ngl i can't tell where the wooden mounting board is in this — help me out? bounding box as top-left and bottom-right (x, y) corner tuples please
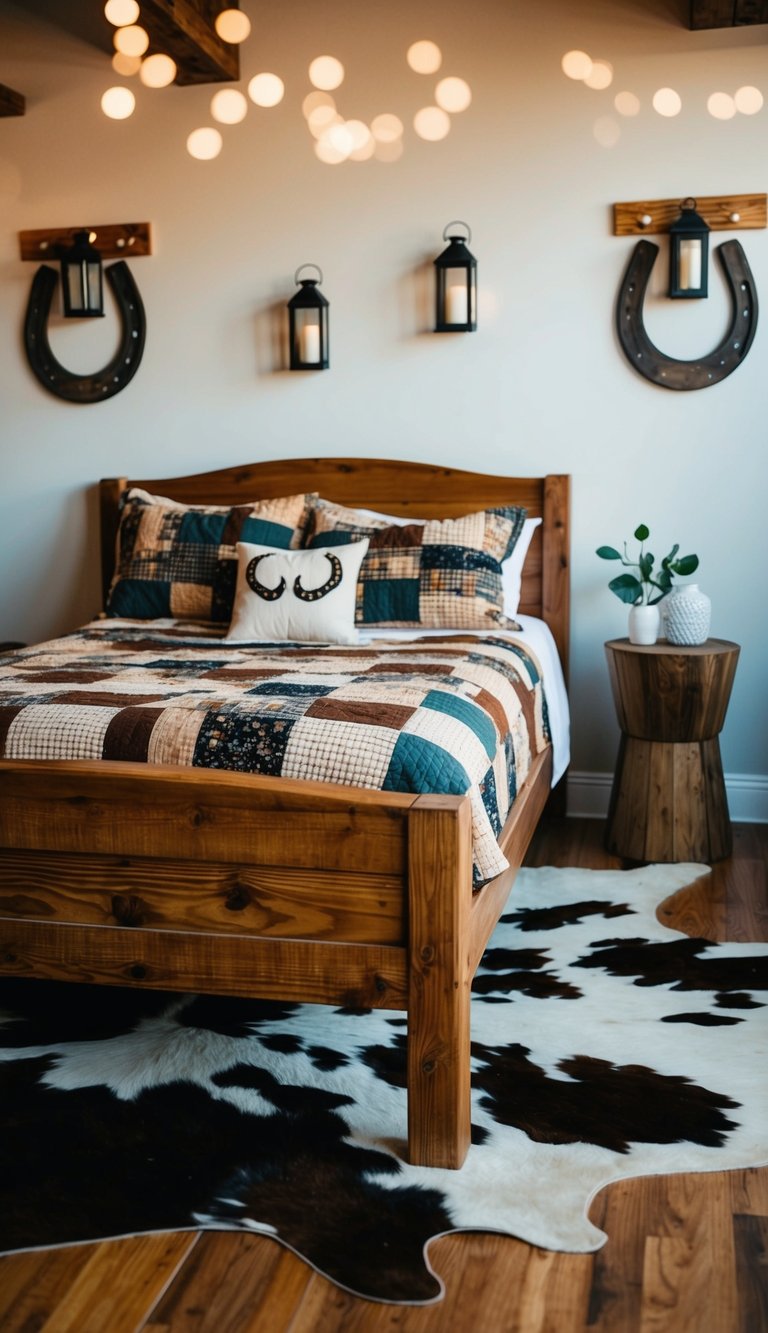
(613, 193), (767, 237)
(19, 222), (152, 262)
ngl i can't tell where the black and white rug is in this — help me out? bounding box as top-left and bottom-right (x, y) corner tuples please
(1, 862), (766, 1304)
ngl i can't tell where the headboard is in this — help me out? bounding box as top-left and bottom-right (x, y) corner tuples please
(99, 458), (570, 680)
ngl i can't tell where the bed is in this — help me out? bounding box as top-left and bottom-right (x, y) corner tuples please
(0, 458), (569, 1169)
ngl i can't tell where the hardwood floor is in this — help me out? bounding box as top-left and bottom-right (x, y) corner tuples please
(1, 819), (766, 1332)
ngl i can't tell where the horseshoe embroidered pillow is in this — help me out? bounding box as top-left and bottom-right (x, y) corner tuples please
(226, 539), (370, 644)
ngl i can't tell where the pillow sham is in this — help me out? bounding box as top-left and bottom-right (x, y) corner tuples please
(348, 507), (542, 618)
(226, 539), (369, 644)
(501, 515), (542, 617)
(307, 499), (526, 629)
(106, 488), (316, 622)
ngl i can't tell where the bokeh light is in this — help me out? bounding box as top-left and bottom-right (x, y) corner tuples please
(187, 127), (223, 160)
(214, 9), (251, 43)
(309, 56), (344, 91)
(307, 104), (339, 138)
(707, 91), (736, 120)
(247, 73), (285, 106)
(734, 85), (763, 114)
(435, 76), (472, 113)
(139, 53), (177, 87)
(652, 87), (682, 117)
(561, 50), (593, 80)
(407, 40), (442, 74)
(371, 112), (403, 142)
(101, 85), (136, 119)
(413, 106), (451, 140)
(302, 90), (334, 119)
(614, 90), (640, 116)
(112, 52), (141, 76)
(315, 134), (348, 165)
(350, 128), (375, 161)
(584, 60), (613, 90)
(113, 24), (149, 56)
(104, 0), (140, 26)
(211, 88), (248, 123)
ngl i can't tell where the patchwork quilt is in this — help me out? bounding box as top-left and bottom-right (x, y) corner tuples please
(0, 621), (551, 884)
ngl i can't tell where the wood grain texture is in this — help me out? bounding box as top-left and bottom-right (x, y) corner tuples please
(0, 847), (405, 944)
(604, 641), (739, 863)
(138, 0), (239, 84)
(0, 918), (408, 1008)
(0, 81), (25, 116)
(689, 0), (768, 27)
(407, 795), (473, 1168)
(614, 193), (767, 235)
(19, 223), (152, 263)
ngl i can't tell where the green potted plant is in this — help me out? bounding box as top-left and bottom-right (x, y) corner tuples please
(597, 524), (699, 644)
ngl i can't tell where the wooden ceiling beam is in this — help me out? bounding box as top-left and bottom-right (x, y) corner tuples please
(0, 81), (25, 116)
(689, 0), (768, 27)
(138, 0), (240, 85)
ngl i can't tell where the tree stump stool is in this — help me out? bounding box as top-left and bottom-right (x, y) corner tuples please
(604, 638), (740, 863)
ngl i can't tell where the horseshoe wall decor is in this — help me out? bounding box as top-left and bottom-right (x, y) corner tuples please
(616, 238), (758, 390)
(23, 260), (146, 404)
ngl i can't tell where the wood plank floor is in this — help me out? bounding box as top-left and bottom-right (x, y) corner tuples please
(1, 819), (766, 1332)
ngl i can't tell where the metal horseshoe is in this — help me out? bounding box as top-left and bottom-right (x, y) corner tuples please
(616, 238), (758, 390)
(293, 553), (343, 602)
(23, 260), (146, 404)
(245, 555), (287, 601)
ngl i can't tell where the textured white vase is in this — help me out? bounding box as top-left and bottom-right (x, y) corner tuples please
(628, 603), (660, 645)
(663, 584), (711, 645)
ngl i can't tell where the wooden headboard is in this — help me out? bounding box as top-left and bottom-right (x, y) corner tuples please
(99, 458), (570, 681)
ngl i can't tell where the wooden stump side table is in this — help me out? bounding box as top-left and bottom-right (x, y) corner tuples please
(604, 638), (740, 863)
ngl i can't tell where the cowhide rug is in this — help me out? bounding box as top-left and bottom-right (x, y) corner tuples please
(1, 862), (766, 1304)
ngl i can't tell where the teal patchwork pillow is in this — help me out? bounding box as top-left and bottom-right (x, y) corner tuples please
(107, 488), (317, 622)
(307, 500), (526, 629)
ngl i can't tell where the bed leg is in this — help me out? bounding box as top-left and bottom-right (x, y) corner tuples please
(406, 796), (473, 1169)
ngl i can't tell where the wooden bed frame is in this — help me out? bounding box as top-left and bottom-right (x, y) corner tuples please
(0, 459), (569, 1170)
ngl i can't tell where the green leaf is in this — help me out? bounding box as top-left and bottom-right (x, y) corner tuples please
(672, 554), (699, 576)
(634, 524), (650, 541)
(639, 552), (654, 582)
(609, 573), (643, 604)
(656, 569), (672, 591)
(596, 545), (622, 560)
(662, 544), (679, 566)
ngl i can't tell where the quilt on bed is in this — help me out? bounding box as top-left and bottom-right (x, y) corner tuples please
(0, 621), (550, 884)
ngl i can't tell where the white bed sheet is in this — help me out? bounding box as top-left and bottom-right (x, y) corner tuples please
(360, 615), (570, 786)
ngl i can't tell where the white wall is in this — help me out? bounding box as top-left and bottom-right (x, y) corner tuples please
(0, 0), (766, 804)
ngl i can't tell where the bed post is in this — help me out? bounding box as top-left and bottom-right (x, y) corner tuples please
(99, 477), (128, 610)
(407, 794), (473, 1169)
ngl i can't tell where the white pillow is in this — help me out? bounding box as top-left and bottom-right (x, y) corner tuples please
(501, 516), (542, 617)
(226, 539), (369, 644)
(343, 508), (541, 619)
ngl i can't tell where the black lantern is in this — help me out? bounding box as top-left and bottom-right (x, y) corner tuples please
(434, 221), (477, 332)
(60, 229), (104, 318)
(288, 264), (329, 370)
(668, 199), (710, 299)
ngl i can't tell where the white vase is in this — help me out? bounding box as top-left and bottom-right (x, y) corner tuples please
(628, 603), (660, 645)
(663, 584), (711, 645)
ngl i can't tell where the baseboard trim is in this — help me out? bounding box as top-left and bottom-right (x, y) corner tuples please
(567, 771), (768, 824)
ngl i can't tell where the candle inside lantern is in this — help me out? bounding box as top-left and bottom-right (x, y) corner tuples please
(299, 322), (321, 363)
(678, 238), (701, 290)
(446, 284), (468, 325)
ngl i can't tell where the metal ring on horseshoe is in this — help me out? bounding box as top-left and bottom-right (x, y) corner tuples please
(23, 261), (146, 404)
(616, 238), (758, 390)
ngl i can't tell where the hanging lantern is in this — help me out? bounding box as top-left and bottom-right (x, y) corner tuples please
(668, 199), (710, 299)
(434, 220), (477, 332)
(288, 264), (329, 369)
(60, 230), (104, 318)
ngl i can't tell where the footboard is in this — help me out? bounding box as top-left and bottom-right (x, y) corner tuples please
(0, 748), (551, 1167)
